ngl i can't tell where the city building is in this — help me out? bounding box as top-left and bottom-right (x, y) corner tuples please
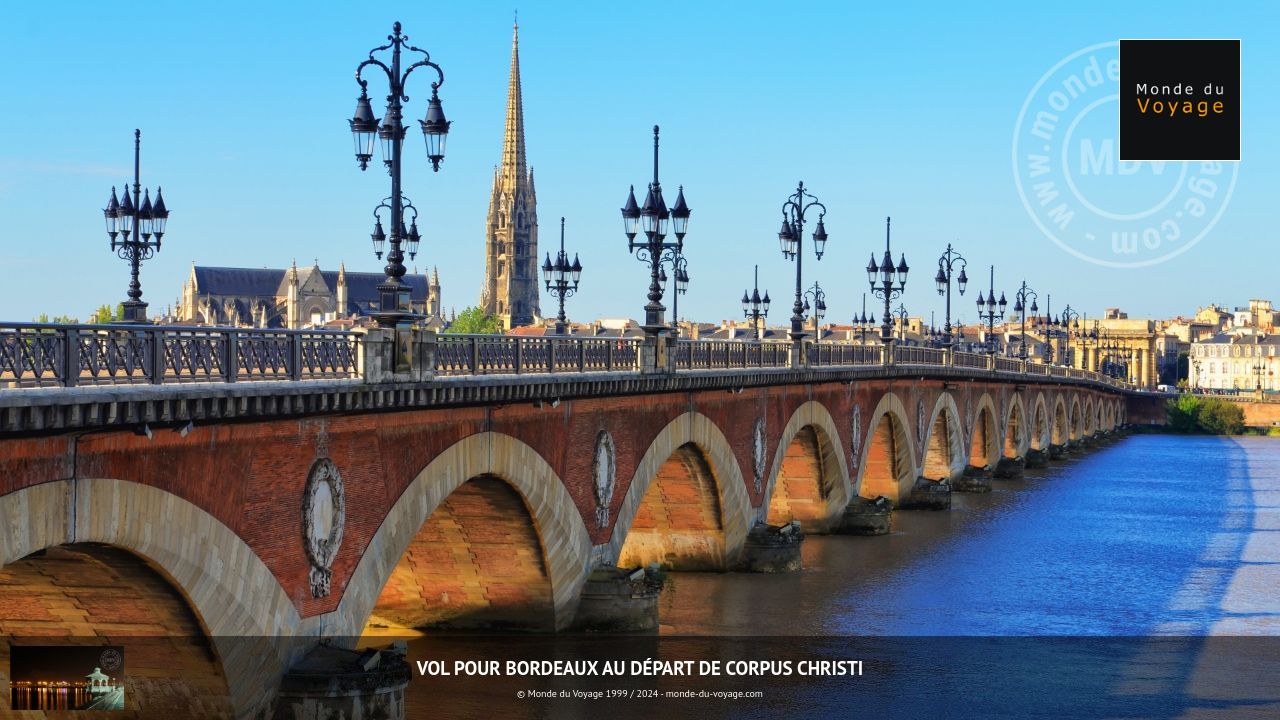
(480, 22), (540, 330)
(177, 262), (442, 329)
(1189, 331), (1280, 391)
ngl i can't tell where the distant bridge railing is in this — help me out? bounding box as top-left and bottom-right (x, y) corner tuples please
(0, 323), (1133, 391)
(0, 323), (358, 387)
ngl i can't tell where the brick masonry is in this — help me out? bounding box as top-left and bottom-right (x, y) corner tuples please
(0, 379), (1129, 636)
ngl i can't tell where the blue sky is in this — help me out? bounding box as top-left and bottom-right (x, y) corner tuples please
(0, 1), (1274, 324)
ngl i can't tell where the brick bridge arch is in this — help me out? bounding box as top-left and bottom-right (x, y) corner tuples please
(856, 392), (918, 504)
(968, 393), (1000, 470)
(921, 393), (966, 482)
(1004, 393), (1030, 458)
(608, 412), (754, 571)
(1031, 393), (1050, 451)
(1070, 396), (1084, 441)
(333, 432), (592, 635)
(0, 479), (296, 719)
(763, 400), (852, 533)
(1052, 396), (1070, 445)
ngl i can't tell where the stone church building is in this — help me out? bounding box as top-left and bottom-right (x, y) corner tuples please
(178, 262), (442, 329)
(480, 22), (541, 330)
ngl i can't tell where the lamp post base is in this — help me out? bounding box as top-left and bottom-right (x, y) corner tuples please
(118, 301), (148, 324)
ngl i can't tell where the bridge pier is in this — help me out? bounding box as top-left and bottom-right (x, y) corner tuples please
(1025, 448), (1049, 468)
(835, 496), (893, 535)
(993, 455), (1026, 479)
(955, 465), (992, 493)
(1047, 444), (1067, 460)
(572, 566), (663, 633)
(738, 522), (804, 573)
(900, 477), (952, 510)
(272, 643), (410, 720)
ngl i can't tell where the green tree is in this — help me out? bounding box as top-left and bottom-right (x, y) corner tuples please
(1166, 394), (1202, 433)
(443, 306), (504, 334)
(1198, 398), (1244, 435)
(32, 313), (79, 324)
(88, 303), (124, 324)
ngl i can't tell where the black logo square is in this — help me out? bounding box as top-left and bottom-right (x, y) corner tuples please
(1119, 39), (1240, 161)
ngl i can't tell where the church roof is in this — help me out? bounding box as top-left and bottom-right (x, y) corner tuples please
(193, 267), (285, 297)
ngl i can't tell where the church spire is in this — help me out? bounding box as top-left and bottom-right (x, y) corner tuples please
(500, 21), (526, 188)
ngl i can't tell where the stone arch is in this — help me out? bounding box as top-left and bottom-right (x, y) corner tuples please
(337, 432), (592, 636)
(1003, 394), (1029, 458)
(856, 392), (919, 504)
(0, 479), (294, 718)
(1084, 397), (1097, 435)
(610, 412), (753, 571)
(1052, 395), (1069, 445)
(1031, 393), (1050, 450)
(921, 393), (966, 482)
(1070, 396), (1084, 441)
(763, 401), (853, 533)
(968, 393), (1000, 470)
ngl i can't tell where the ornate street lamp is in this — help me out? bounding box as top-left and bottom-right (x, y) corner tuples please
(803, 281), (827, 346)
(893, 303), (909, 342)
(622, 126), (690, 347)
(854, 293), (876, 344)
(543, 217), (582, 335)
(349, 21), (449, 328)
(778, 182), (828, 353)
(103, 130), (170, 324)
(741, 264), (770, 339)
(934, 243), (968, 347)
(1011, 280), (1039, 360)
(974, 265), (1006, 355)
(867, 216), (907, 343)
(1059, 304), (1082, 366)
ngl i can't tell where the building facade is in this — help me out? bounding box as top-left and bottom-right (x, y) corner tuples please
(480, 22), (540, 330)
(1189, 332), (1280, 391)
(178, 262), (442, 329)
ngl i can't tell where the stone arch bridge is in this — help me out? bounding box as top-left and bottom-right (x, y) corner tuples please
(0, 325), (1163, 718)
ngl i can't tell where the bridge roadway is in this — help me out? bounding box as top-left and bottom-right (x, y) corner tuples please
(0, 324), (1163, 718)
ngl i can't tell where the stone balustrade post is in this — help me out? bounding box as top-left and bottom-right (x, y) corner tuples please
(360, 327), (437, 383)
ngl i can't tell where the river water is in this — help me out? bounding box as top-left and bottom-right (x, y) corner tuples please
(407, 435), (1280, 719)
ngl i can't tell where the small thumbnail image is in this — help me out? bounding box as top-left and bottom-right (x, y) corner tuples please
(9, 645), (125, 711)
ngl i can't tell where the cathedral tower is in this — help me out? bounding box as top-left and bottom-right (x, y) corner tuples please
(481, 22), (539, 329)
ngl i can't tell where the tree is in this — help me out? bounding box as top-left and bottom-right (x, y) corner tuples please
(1198, 398), (1244, 435)
(32, 313), (79, 324)
(89, 304), (124, 324)
(443, 306), (504, 334)
(1166, 394), (1202, 433)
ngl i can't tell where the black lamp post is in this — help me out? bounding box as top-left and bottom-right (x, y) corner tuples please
(621, 126), (691, 345)
(974, 265), (1006, 355)
(1011, 280), (1039, 360)
(542, 217), (582, 335)
(854, 293), (876, 344)
(778, 182), (828, 353)
(667, 254), (689, 337)
(934, 243), (968, 347)
(803, 281), (827, 346)
(741, 264), (770, 339)
(893, 303), (909, 342)
(866, 216), (907, 343)
(348, 21), (450, 329)
(1059, 304), (1082, 366)
(103, 130), (170, 324)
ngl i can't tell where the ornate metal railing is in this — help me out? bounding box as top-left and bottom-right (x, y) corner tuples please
(674, 339), (791, 370)
(994, 357), (1024, 373)
(0, 323), (359, 388)
(893, 345), (947, 365)
(0, 322), (1134, 391)
(434, 334), (640, 376)
(952, 351), (988, 369)
(810, 343), (882, 367)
